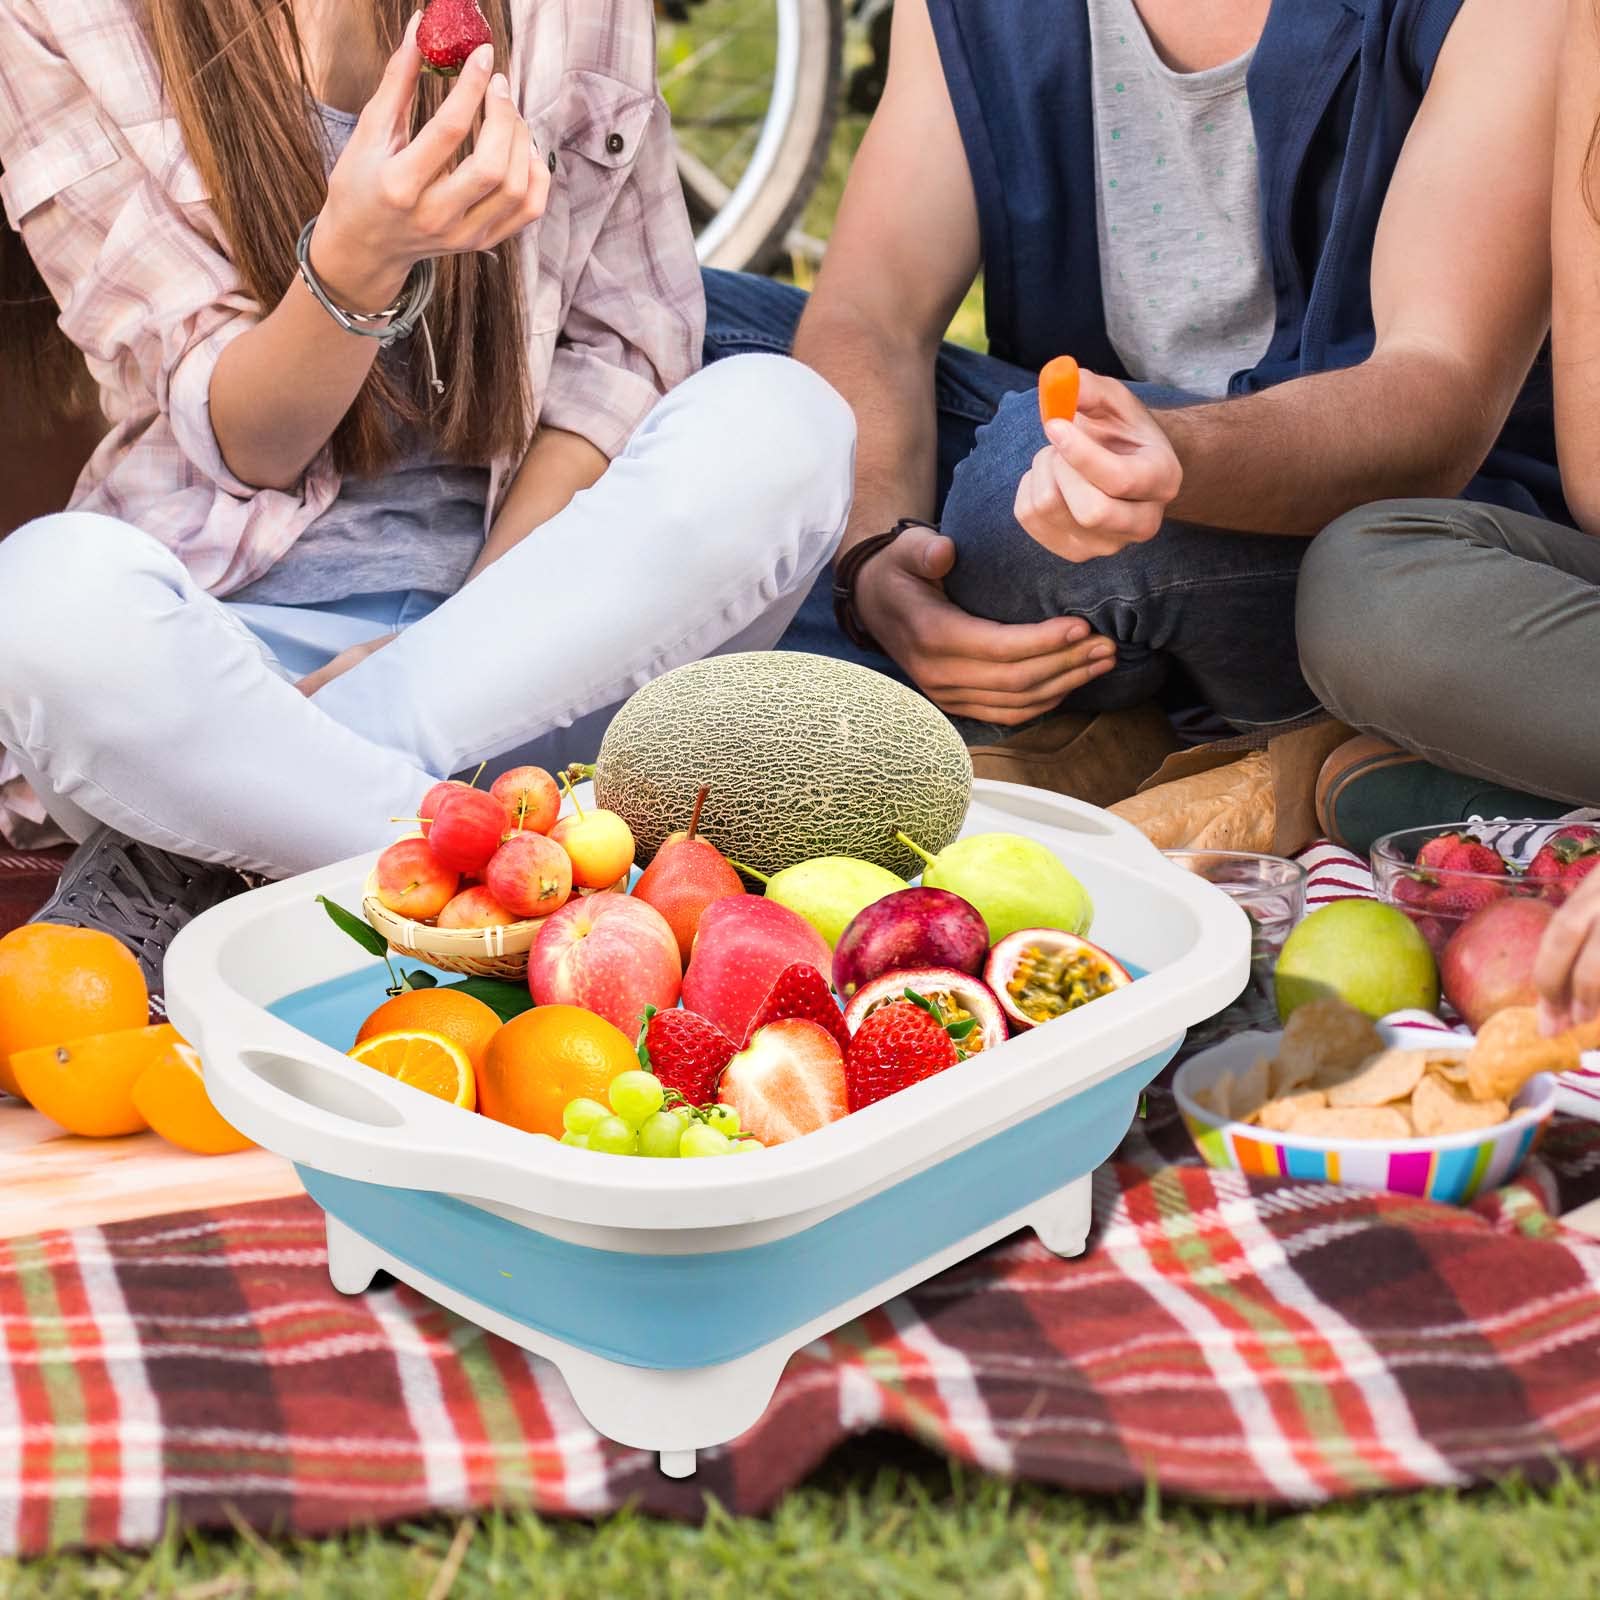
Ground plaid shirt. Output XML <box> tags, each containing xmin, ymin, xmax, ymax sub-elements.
<box><xmin>0</xmin><ymin>0</ymin><xmax>704</xmax><ymax>595</ymax></box>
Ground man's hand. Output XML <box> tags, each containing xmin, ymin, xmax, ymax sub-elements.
<box><xmin>1535</xmin><ymin>866</ymin><xmax>1600</xmax><ymax>1032</ymax></box>
<box><xmin>855</xmin><ymin>525</ymin><xmax>1117</xmax><ymax>726</ymax></box>
<box><xmin>1014</xmin><ymin>370</ymin><xmax>1183</xmax><ymax>562</ymax></box>
<box><xmin>297</xmin><ymin>633</ymin><xmax>396</xmax><ymax>697</ymax></box>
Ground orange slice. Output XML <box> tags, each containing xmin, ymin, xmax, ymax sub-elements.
<box><xmin>348</xmin><ymin>1029</ymin><xmax>476</xmax><ymax>1110</ymax></box>
<box><xmin>131</xmin><ymin>1040</ymin><xmax>254</xmax><ymax>1155</ymax></box>
<box><xmin>10</xmin><ymin>1022</ymin><xmax>177</xmax><ymax>1137</ymax></box>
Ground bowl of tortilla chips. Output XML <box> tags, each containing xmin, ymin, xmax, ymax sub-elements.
<box><xmin>1173</xmin><ymin>999</ymin><xmax>1557</xmax><ymax>1204</ymax></box>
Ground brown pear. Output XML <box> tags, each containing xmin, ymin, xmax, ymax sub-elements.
<box><xmin>631</xmin><ymin>785</ymin><xmax>745</xmax><ymax>963</ymax></box>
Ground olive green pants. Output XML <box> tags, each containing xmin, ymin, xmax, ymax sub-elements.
<box><xmin>1296</xmin><ymin>499</ymin><xmax>1600</xmax><ymax>807</ymax></box>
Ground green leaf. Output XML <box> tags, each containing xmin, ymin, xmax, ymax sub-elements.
<box><xmin>317</xmin><ymin>895</ymin><xmax>389</xmax><ymax>961</ymax></box>
<box><xmin>401</xmin><ymin>969</ymin><xmax>438</xmax><ymax>991</ymax></box>
<box><xmin>904</xmin><ymin>988</ymin><xmax>935</xmax><ymax>1014</ymax></box>
<box><xmin>947</xmin><ymin>1018</ymin><xmax>978</xmax><ymax>1040</ymax></box>
<box><xmin>441</xmin><ymin>976</ymin><xmax>536</xmax><ymax>1023</ymax></box>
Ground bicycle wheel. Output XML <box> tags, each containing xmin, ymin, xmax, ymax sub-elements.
<box><xmin>658</xmin><ymin>0</ymin><xmax>844</xmax><ymax>271</ymax></box>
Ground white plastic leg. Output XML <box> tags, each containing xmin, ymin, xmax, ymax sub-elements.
<box><xmin>555</xmin><ymin>1343</ymin><xmax>790</xmax><ymax>1475</ymax></box>
<box><xmin>325</xmin><ymin>1214</ymin><xmax>382</xmax><ymax>1294</ymax></box>
<box><xmin>1029</xmin><ymin>1172</ymin><xmax>1094</xmax><ymax>1258</ymax></box>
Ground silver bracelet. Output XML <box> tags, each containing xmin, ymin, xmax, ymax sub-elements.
<box><xmin>294</xmin><ymin>216</ymin><xmax>437</xmax><ymax>346</ymax></box>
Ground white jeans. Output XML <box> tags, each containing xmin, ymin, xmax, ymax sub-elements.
<box><xmin>0</xmin><ymin>355</ymin><xmax>854</xmax><ymax>876</ymax></box>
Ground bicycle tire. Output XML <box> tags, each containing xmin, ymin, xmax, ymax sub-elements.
<box><xmin>674</xmin><ymin>0</ymin><xmax>844</xmax><ymax>272</ymax></box>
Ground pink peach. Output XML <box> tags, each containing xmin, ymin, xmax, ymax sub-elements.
<box><xmin>527</xmin><ymin>894</ymin><xmax>681</xmax><ymax>1035</ymax></box>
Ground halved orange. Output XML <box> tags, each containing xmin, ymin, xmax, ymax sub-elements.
<box><xmin>131</xmin><ymin>1040</ymin><xmax>254</xmax><ymax>1156</ymax></box>
<box><xmin>10</xmin><ymin>1022</ymin><xmax>177</xmax><ymax>1137</ymax></box>
<box><xmin>348</xmin><ymin>1029</ymin><xmax>476</xmax><ymax>1110</ymax></box>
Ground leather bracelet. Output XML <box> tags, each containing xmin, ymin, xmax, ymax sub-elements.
<box><xmin>294</xmin><ymin>215</ymin><xmax>437</xmax><ymax>346</ymax></box>
<box><xmin>831</xmin><ymin>518</ymin><xmax>938</xmax><ymax>654</ymax></box>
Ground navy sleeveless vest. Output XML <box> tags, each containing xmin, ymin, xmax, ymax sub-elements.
<box><xmin>926</xmin><ymin>0</ymin><xmax>1565</xmax><ymax>522</ymax></box>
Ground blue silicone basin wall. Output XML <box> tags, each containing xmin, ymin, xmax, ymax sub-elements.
<box><xmin>272</xmin><ymin>967</ymin><xmax>1175</xmax><ymax>1371</ymax></box>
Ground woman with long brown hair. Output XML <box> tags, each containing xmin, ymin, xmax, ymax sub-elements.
<box><xmin>0</xmin><ymin>0</ymin><xmax>853</xmax><ymax>979</ymax></box>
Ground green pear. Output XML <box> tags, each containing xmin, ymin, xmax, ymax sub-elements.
<box><xmin>734</xmin><ymin>856</ymin><xmax>906</xmax><ymax>948</ymax></box>
<box><xmin>897</xmin><ymin>832</ymin><xmax>1093</xmax><ymax>945</ymax></box>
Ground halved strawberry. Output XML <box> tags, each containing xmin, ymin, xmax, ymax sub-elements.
<box><xmin>718</xmin><ymin>1018</ymin><xmax>847</xmax><ymax>1145</ymax></box>
<box><xmin>637</xmin><ymin>1006</ymin><xmax>735</xmax><ymax>1107</ymax></box>
<box><xmin>743</xmin><ymin>962</ymin><xmax>849</xmax><ymax>1051</ymax></box>
<box><xmin>844</xmin><ymin>1000</ymin><xmax>960</xmax><ymax>1112</ymax></box>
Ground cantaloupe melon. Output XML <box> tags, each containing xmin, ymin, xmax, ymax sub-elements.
<box><xmin>594</xmin><ymin>654</ymin><xmax>973</xmax><ymax>878</ymax></box>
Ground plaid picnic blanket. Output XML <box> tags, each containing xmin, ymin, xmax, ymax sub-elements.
<box><xmin>2</xmin><ymin>847</ymin><xmax>1600</xmax><ymax>1554</ymax></box>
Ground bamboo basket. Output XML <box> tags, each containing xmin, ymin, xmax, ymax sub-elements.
<box><xmin>362</xmin><ymin>871</ymin><xmax>628</xmax><ymax>981</ymax></box>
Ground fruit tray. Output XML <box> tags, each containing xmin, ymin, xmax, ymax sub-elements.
<box><xmin>165</xmin><ymin>782</ymin><xmax>1248</xmax><ymax>1476</ymax></box>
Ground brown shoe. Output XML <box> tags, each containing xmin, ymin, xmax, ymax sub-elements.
<box><xmin>1315</xmin><ymin>735</ymin><xmax>1419</xmax><ymax>850</ymax></box>
<box><xmin>969</xmin><ymin>705</ymin><xmax>1181</xmax><ymax>807</ymax></box>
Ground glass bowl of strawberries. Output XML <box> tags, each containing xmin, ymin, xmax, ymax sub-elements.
<box><xmin>1370</xmin><ymin>820</ymin><xmax>1600</xmax><ymax>958</ymax></box>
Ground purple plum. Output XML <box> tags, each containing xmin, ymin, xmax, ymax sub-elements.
<box><xmin>832</xmin><ymin>887</ymin><xmax>989</xmax><ymax>998</ymax></box>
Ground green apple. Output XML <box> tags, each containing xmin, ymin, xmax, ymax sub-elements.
<box><xmin>1274</xmin><ymin>899</ymin><xmax>1439</xmax><ymax>1021</ymax></box>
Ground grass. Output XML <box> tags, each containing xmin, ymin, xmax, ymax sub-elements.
<box><xmin>8</xmin><ymin>1445</ymin><xmax>1600</xmax><ymax>1597</ymax></box>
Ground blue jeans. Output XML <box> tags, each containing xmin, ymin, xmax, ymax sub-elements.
<box><xmin>702</xmin><ymin>269</ymin><xmax>1320</xmax><ymax>735</ymax></box>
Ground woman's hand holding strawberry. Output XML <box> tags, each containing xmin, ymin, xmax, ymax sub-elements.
<box><xmin>311</xmin><ymin>14</ymin><xmax>548</xmax><ymax>312</ymax></box>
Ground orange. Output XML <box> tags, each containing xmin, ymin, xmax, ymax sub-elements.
<box><xmin>479</xmin><ymin>1005</ymin><xmax>637</xmax><ymax>1137</ymax></box>
<box><xmin>354</xmin><ymin>988</ymin><xmax>501</xmax><ymax>1074</ymax></box>
<box><xmin>348</xmin><ymin>1029</ymin><xmax>476</xmax><ymax>1109</ymax></box>
<box><xmin>132</xmin><ymin>1040</ymin><xmax>254</xmax><ymax>1155</ymax></box>
<box><xmin>0</xmin><ymin>925</ymin><xmax>148</xmax><ymax>1099</ymax></box>
<box><xmin>10</xmin><ymin>1022</ymin><xmax>176</xmax><ymax>1137</ymax></box>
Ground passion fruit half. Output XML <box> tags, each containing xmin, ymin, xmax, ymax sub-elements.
<box><xmin>984</xmin><ymin>930</ymin><xmax>1131</xmax><ymax>1030</ymax></box>
<box><xmin>842</xmin><ymin>967</ymin><xmax>1008</xmax><ymax>1055</ymax></box>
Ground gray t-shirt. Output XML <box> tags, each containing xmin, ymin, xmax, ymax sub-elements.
<box><xmin>234</xmin><ymin>103</ymin><xmax>490</xmax><ymax>605</ymax></box>
<box><xmin>1088</xmin><ymin>0</ymin><xmax>1275</xmax><ymax>398</ymax></box>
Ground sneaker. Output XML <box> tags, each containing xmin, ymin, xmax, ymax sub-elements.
<box><xmin>32</xmin><ymin>829</ymin><xmax>253</xmax><ymax>1003</ymax></box>
<box><xmin>1315</xmin><ymin>735</ymin><xmax>1562</xmax><ymax>857</ymax></box>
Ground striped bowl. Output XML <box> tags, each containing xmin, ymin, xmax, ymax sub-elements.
<box><xmin>1173</xmin><ymin>1018</ymin><xmax>1556</xmax><ymax>1205</ymax></box>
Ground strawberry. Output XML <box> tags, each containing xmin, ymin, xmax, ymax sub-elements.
<box><xmin>719</xmin><ymin>1019</ymin><xmax>848</xmax><ymax>1145</ymax></box>
<box><xmin>1430</xmin><ymin>873</ymin><xmax>1509</xmax><ymax>921</ymax></box>
<box><xmin>1416</xmin><ymin>833</ymin><xmax>1506</xmax><ymax>877</ymax></box>
<box><xmin>1526</xmin><ymin>831</ymin><xmax>1600</xmax><ymax>905</ymax></box>
<box><xmin>637</xmin><ymin>1006</ymin><xmax>735</xmax><ymax>1107</ymax></box>
<box><xmin>743</xmin><ymin>962</ymin><xmax>849</xmax><ymax>1052</ymax></box>
<box><xmin>844</xmin><ymin>1000</ymin><xmax>960</xmax><ymax>1112</ymax></box>
<box><xmin>1391</xmin><ymin>872</ymin><xmax>1436</xmax><ymax>912</ymax></box>
<box><xmin>416</xmin><ymin>0</ymin><xmax>493</xmax><ymax>75</ymax></box>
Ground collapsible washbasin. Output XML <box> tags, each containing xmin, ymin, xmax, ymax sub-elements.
<box><xmin>165</xmin><ymin>780</ymin><xmax>1248</xmax><ymax>1475</ymax></box>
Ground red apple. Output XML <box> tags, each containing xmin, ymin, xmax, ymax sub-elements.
<box><xmin>491</xmin><ymin>765</ymin><xmax>561</xmax><ymax>836</ymax></box>
<box><xmin>1440</xmin><ymin>896</ymin><xmax>1556</xmax><ymax>1030</ymax></box>
<box><xmin>427</xmin><ymin>788</ymin><xmax>506</xmax><ymax>875</ymax></box>
<box><xmin>681</xmin><ymin>895</ymin><xmax>832</xmax><ymax>1045</ymax></box>
<box><xmin>419</xmin><ymin>779</ymin><xmax>468</xmax><ymax>830</ymax></box>
<box><xmin>527</xmin><ymin>894</ymin><xmax>682</xmax><ymax>1034</ymax></box>
<box><xmin>485</xmin><ymin>833</ymin><xmax>572</xmax><ymax>920</ymax></box>
<box><xmin>374</xmin><ymin>838</ymin><xmax>458</xmax><ymax>920</ymax></box>
<box><xmin>437</xmin><ymin>885</ymin><xmax>520</xmax><ymax>929</ymax></box>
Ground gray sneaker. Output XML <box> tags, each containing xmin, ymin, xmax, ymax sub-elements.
<box><xmin>32</xmin><ymin>830</ymin><xmax>253</xmax><ymax>1004</ymax></box>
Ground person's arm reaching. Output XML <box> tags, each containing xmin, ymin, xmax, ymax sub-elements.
<box><xmin>1017</xmin><ymin>0</ymin><xmax>1562</xmax><ymax>558</ymax></box>
<box><xmin>211</xmin><ymin>20</ymin><xmax>549</xmax><ymax>492</ymax></box>
<box><xmin>1551</xmin><ymin>0</ymin><xmax>1600</xmax><ymax>534</ymax></box>
<box><xmin>791</xmin><ymin>0</ymin><xmax>1115</xmax><ymax>726</ymax></box>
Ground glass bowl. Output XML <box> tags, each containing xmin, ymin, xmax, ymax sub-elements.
<box><xmin>1162</xmin><ymin>850</ymin><xmax>1307</xmax><ymax>1046</ymax></box>
<box><xmin>1370</xmin><ymin>819</ymin><xmax>1600</xmax><ymax>959</ymax></box>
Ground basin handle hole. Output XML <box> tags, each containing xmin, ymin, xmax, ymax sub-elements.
<box><xmin>240</xmin><ymin>1050</ymin><xmax>406</xmax><ymax>1130</ymax></box>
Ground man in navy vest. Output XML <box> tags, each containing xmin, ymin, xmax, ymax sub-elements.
<box><xmin>705</xmin><ymin>0</ymin><xmax>1562</xmax><ymax>759</ymax></box>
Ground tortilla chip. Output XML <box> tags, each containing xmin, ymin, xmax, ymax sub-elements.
<box><xmin>1191</xmin><ymin>1070</ymin><xmax>1233</xmax><ymax>1121</ymax></box>
<box><xmin>1425</xmin><ymin>1055</ymin><xmax>1472</xmax><ymax>1085</ymax></box>
<box><xmin>1230</xmin><ymin>1057</ymin><xmax>1273</xmax><ymax>1124</ymax></box>
<box><xmin>1257</xmin><ymin>1090</ymin><xmax>1328</xmax><ymax>1132</ymax></box>
<box><xmin>1412</xmin><ymin>1071</ymin><xmax>1511</xmax><ymax>1136</ymax></box>
<box><xmin>1325</xmin><ymin>1048</ymin><xmax>1428</xmax><ymax>1109</ymax></box>
<box><xmin>1465</xmin><ymin>1007</ymin><xmax>1579</xmax><ymax>1103</ymax></box>
<box><xmin>1277</xmin><ymin>999</ymin><xmax>1386</xmax><ymax>1090</ymax></box>
<box><xmin>1286</xmin><ymin>1104</ymin><xmax>1413</xmax><ymax>1141</ymax></box>
<box><xmin>1270</xmin><ymin>1050</ymin><xmax>1320</xmax><ymax>1097</ymax></box>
